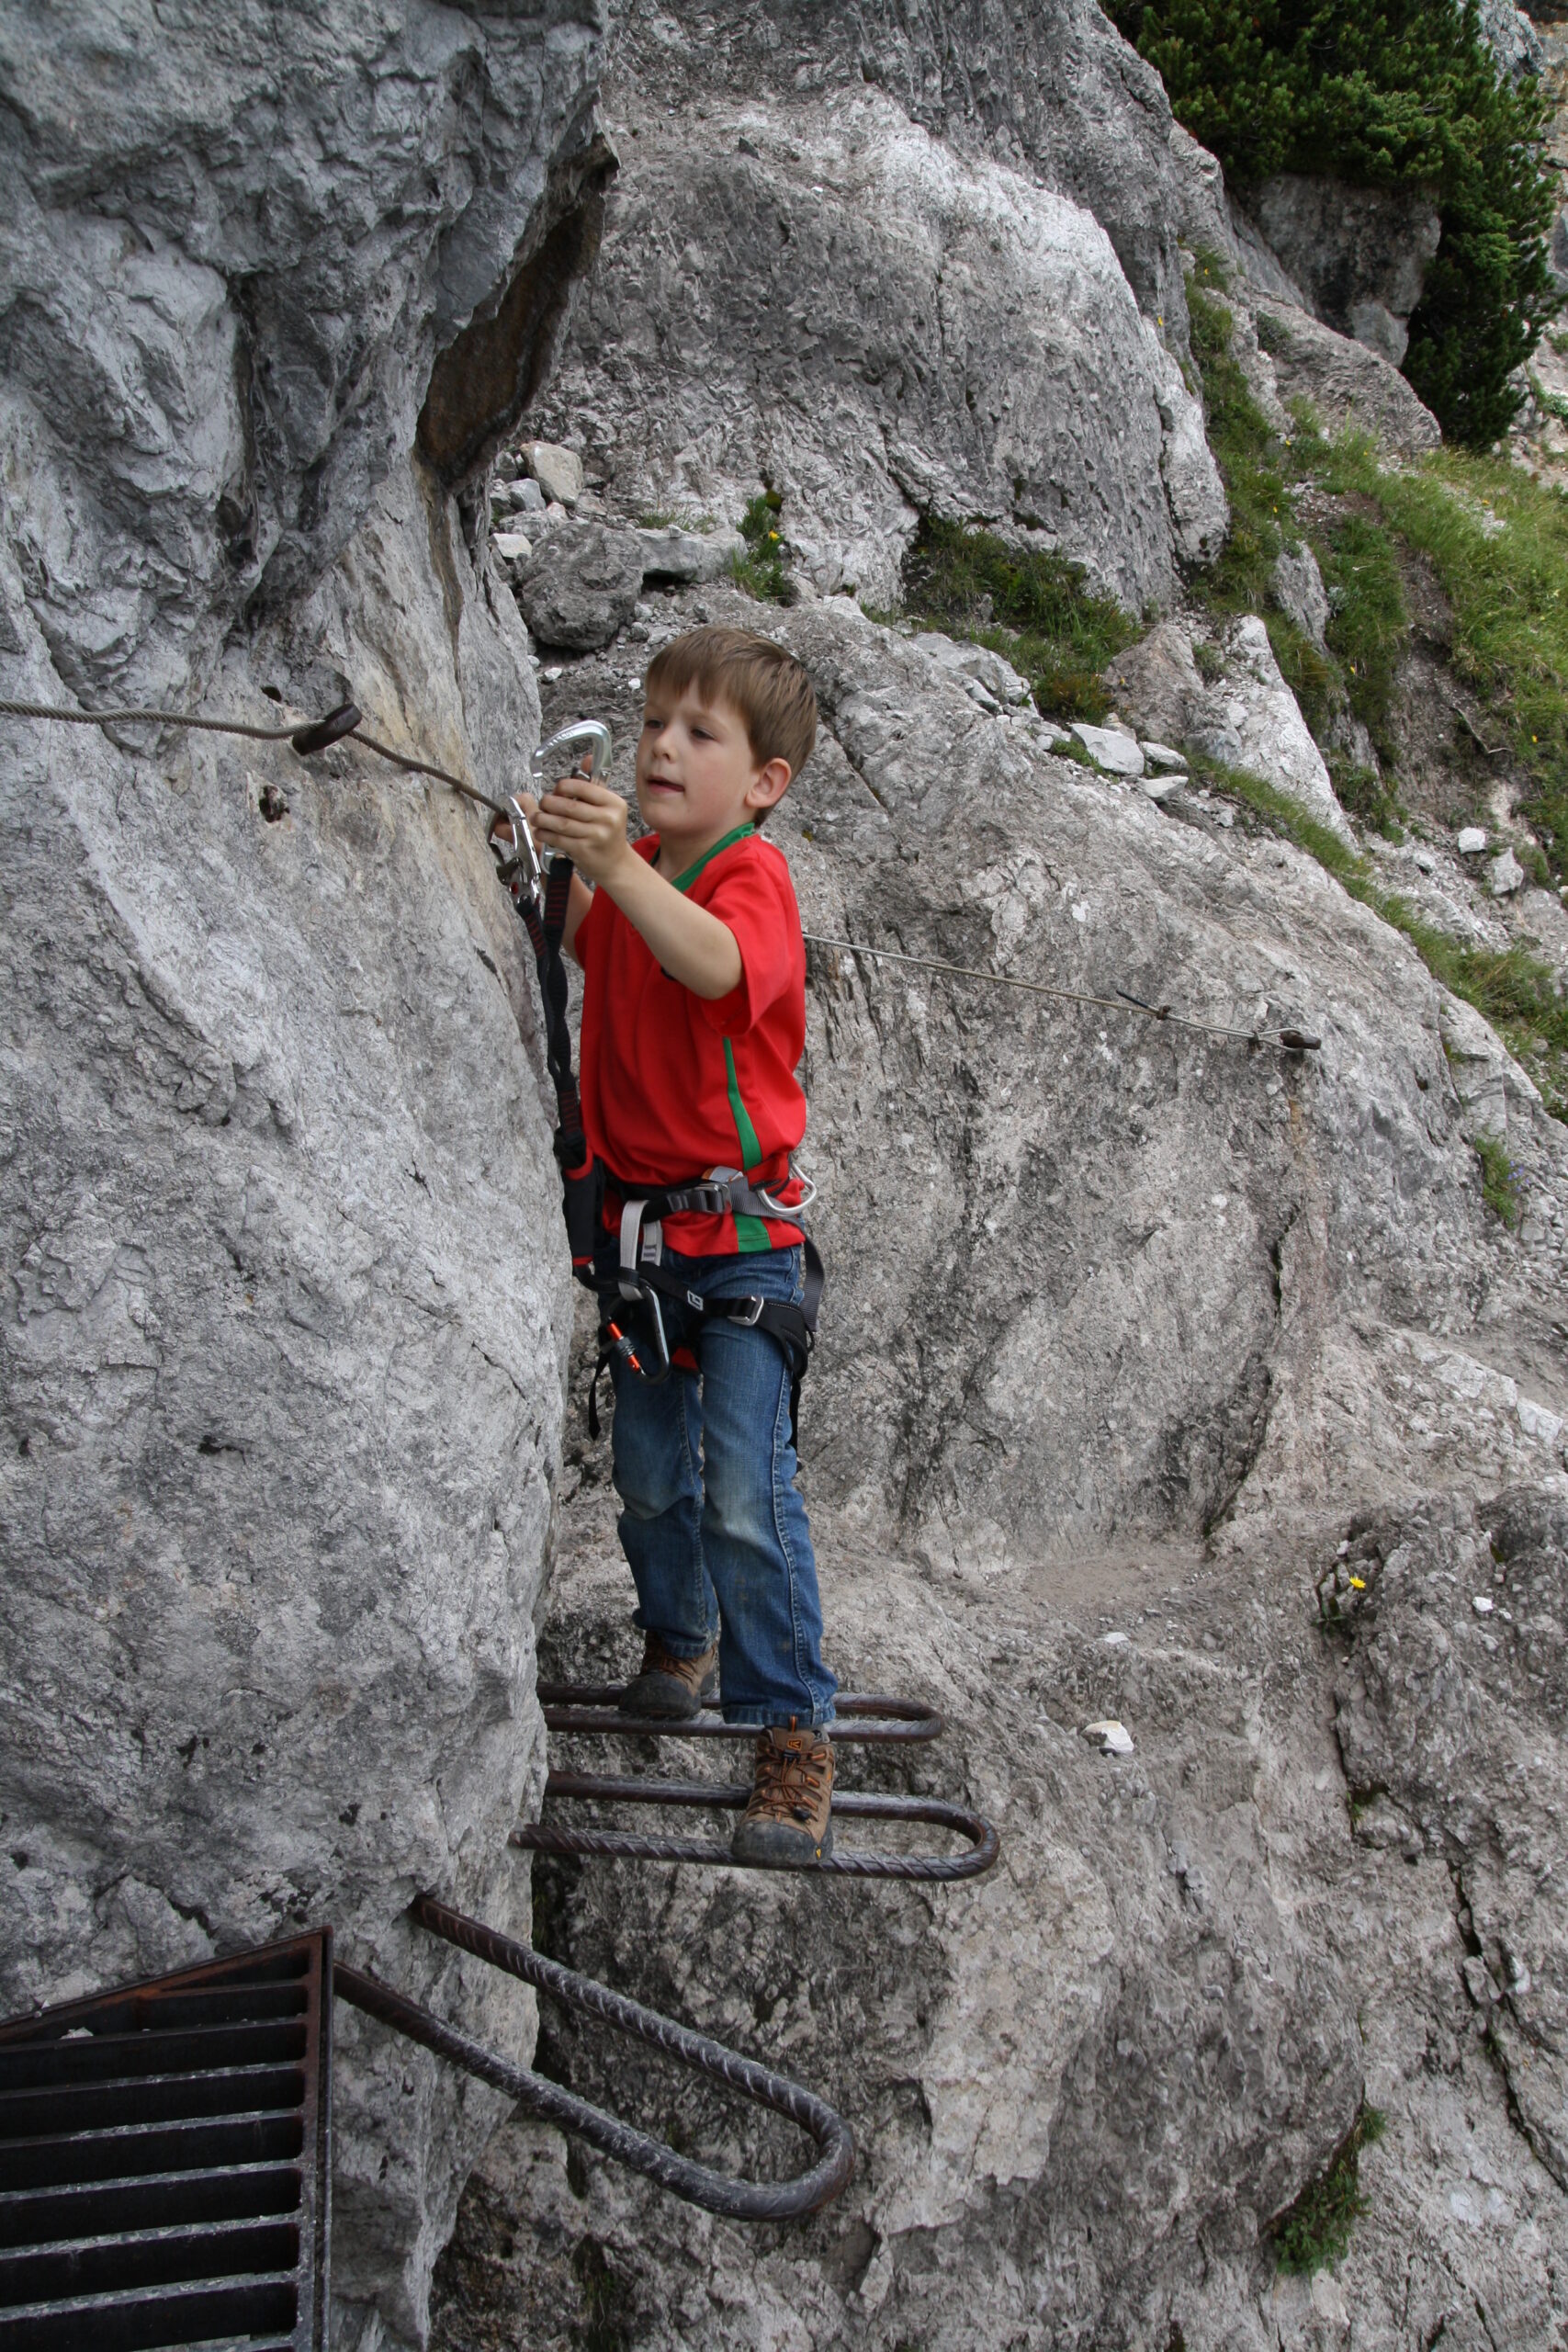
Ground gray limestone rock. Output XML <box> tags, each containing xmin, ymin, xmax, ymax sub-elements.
<box><xmin>596</xmin><ymin>0</ymin><xmax>1237</xmax><ymax>334</ymax></box>
<box><xmin>0</xmin><ymin>0</ymin><xmax>606</xmax><ymax>704</ymax></box>
<box><xmin>1271</xmin><ymin>542</ymin><xmax>1332</xmax><ymax>652</ymax></box>
<box><xmin>1244</xmin><ymin>176</ymin><xmax>1443</xmax><ymax>369</ymax></box>
<box><xmin>634</xmin><ymin>525</ymin><xmax>746</xmax><ymax>587</ymax></box>
<box><xmin>1188</xmin><ymin>616</ymin><xmax>1353</xmax><ymax>841</ymax></box>
<box><xmin>1333</xmin><ymin>1485</ymin><xmax>1568</xmax><ymax>2186</ymax></box>
<box><xmin>0</xmin><ymin>4</ymin><xmax>603</xmax><ymax>2341</ymax></box>
<box><xmin>516</xmin><ymin>522</ymin><xmax>648</xmax><ymax>650</ymax></box>
<box><xmin>524</xmin><ymin>72</ymin><xmax>1225</xmax><ymax>610</ymax></box>
<box><xmin>1479</xmin><ymin>0</ymin><xmax>1546</xmax><ymax>79</ymax></box>
<box><xmin>1250</xmin><ymin>296</ymin><xmax>1443</xmax><ymax>455</ymax></box>
<box><xmin>1107</xmin><ymin>613</ymin><xmax>1351</xmax><ymax>840</ymax></box>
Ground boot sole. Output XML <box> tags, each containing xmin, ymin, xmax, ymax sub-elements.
<box><xmin>622</xmin><ymin>1669</ymin><xmax>718</xmax><ymax>1721</ymax></box>
<box><xmin>729</xmin><ymin>1819</ymin><xmax>836</xmax><ymax>1869</ymax></box>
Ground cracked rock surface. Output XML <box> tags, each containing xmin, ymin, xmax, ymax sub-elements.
<box><xmin>522</xmin><ymin>13</ymin><xmax>1227</xmax><ymax>608</ymax></box>
<box><xmin>0</xmin><ymin>4</ymin><xmax>603</xmax><ymax>2342</ymax></box>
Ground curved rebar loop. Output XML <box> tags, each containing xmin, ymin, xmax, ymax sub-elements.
<box><xmin>333</xmin><ymin>1895</ymin><xmax>854</xmax><ymax>2221</ymax></box>
<box><xmin>537</xmin><ymin>1686</ymin><xmax>942</xmax><ymax>1744</ymax></box>
<box><xmin>514</xmin><ymin>1771</ymin><xmax>1000</xmax><ymax>1880</ymax></box>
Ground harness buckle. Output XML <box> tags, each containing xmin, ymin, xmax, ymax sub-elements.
<box><xmin>728</xmin><ymin>1295</ymin><xmax>767</xmax><ymax>1328</ymax></box>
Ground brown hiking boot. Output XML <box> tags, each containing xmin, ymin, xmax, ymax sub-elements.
<box><xmin>624</xmin><ymin>1634</ymin><xmax>719</xmax><ymax>1720</ymax></box>
<box><xmin>730</xmin><ymin>1727</ymin><xmax>834</xmax><ymax>1867</ymax></box>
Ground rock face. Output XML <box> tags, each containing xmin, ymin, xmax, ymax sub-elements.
<box><xmin>1331</xmin><ymin>1484</ymin><xmax>1568</xmax><ymax>2188</ymax></box>
<box><xmin>426</xmin><ymin>595</ymin><xmax>1568</xmax><ymax>2352</ymax></box>
<box><xmin>0</xmin><ymin>5</ymin><xmax>604</xmax><ymax>2343</ymax></box>
<box><xmin>1104</xmin><ymin>612</ymin><xmax>1353</xmax><ymax>840</ymax></box>
<box><xmin>1242</xmin><ymin>176</ymin><xmax>1443</xmax><ymax>369</ymax></box>
<box><xmin>519</xmin><ymin>8</ymin><xmax>1228</xmax><ymax>609</ymax></box>
<box><xmin>8</xmin><ymin>1</ymin><xmax>1568</xmax><ymax>2346</ymax></box>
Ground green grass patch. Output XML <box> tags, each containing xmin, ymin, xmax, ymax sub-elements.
<box><xmin>1187</xmin><ymin>257</ymin><xmax>1295</xmax><ymax>619</ymax></box>
<box><xmin>1473</xmin><ymin>1130</ymin><xmax>1523</xmax><ymax>1228</ymax></box>
<box><xmin>1309</xmin><ymin>434</ymin><xmax>1568</xmax><ymax>896</ymax></box>
<box><xmin>1193</xmin><ymin>752</ymin><xmax>1568</xmax><ymax>1114</ymax></box>
<box><xmin>729</xmin><ymin>487</ymin><xmax>791</xmax><ymax>603</ymax></box>
<box><xmin>901</xmin><ymin>517</ymin><xmax>1139</xmax><ymax>720</ymax></box>
<box><xmin>1272</xmin><ymin>2105</ymin><xmax>1386</xmax><ymax>2277</ymax></box>
<box><xmin>1315</xmin><ymin>512</ymin><xmax>1410</xmax><ymax>763</ymax></box>
<box><xmin>1183</xmin><ymin>260</ymin><xmax>1400</xmax><ymax>773</ymax></box>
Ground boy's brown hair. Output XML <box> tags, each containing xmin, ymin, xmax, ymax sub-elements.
<box><xmin>644</xmin><ymin>626</ymin><xmax>817</xmax><ymax>821</ymax></box>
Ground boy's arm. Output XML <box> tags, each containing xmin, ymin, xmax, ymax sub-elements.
<box><xmin>532</xmin><ymin>777</ymin><xmax>743</xmax><ymax>1000</ymax></box>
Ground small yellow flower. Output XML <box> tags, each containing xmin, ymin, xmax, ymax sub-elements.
<box><xmin>1348</xmin><ymin>1575</ymin><xmax>1366</xmax><ymax>1589</ymax></box>
<box><xmin>769</xmin><ymin>530</ymin><xmax>780</xmax><ymax>541</ymax></box>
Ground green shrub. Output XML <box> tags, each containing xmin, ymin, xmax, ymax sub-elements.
<box><xmin>1273</xmin><ymin>2106</ymin><xmax>1387</xmax><ymax>2275</ymax></box>
<box><xmin>730</xmin><ymin>487</ymin><xmax>791</xmax><ymax>603</ymax></box>
<box><xmin>1473</xmin><ymin>1130</ymin><xmax>1523</xmax><ymax>1227</ymax></box>
<box><xmin>1108</xmin><ymin>0</ymin><xmax>1558</xmax><ymax>446</ymax></box>
<box><xmin>901</xmin><ymin>519</ymin><xmax>1139</xmax><ymax>719</ymax></box>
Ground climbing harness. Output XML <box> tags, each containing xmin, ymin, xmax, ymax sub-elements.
<box><xmin>486</xmin><ymin>721</ymin><xmax>826</xmax><ymax>1446</ymax></box>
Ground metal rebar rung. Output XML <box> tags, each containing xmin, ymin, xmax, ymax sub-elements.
<box><xmin>515</xmin><ymin>1771</ymin><xmax>1000</xmax><ymax>1880</ymax></box>
<box><xmin>537</xmin><ymin>1686</ymin><xmax>942</xmax><ymax>1744</ymax></box>
<box><xmin>334</xmin><ymin>1894</ymin><xmax>854</xmax><ymax>2224</ymax></box>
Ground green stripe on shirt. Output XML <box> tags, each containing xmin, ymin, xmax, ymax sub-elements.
<box><xmin>671</xmin><ymin>823</ymin><xmax>756</xmax><ymax>894</ymax></box>
<box><xmin>723</xmin><ymin>1038</ymin><xmax>771</xmax><ymax>1253</ymax></box>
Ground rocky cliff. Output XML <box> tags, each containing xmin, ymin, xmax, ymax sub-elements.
<box><xmin>4</xmin><ymin>4</ymin><xmax>1568</xmax><ymax>2351</ymax></box>
<box><xmin>1</xmin><ymin>5</ymin><xmax>604</xmax><ymax>2343</ymax></box>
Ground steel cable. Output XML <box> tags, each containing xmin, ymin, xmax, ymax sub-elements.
<box><xmin>803</xmin><ymin>933</ymin><xmax>1322</xmax><ymax>1053</ymax></box>
<box><xmin>0</xmin><ymin>694</ymin><xmax>511</xmax><ymax>820</ymax></box>
<box><xmin>2</xmin><ymin>695</ymin><xmax>1324</xmax><ymax>1052</ymax></box>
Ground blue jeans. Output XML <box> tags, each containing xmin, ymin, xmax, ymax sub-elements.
<box><xmin>602</xmin><ymin>1241</ymin><xmax>837</xmax><ymax>1729</ymax></box>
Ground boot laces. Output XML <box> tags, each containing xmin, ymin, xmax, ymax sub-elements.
<box><xmin>751</xmin><ymin>1736</ymin><xmax>829</xmax><ymax>1825</ymax></box>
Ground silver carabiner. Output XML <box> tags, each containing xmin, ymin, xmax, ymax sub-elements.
<box><xmin>500</xmin><ymin>721</ymin><xmax>615</xmax><ymax>913</ymax></box>
<box><xmin>532</xmin><ymin>719</ymin><xmax>613</xmax><ymax>791</ymax></box>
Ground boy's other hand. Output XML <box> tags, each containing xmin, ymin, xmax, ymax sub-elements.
<box><xmin>534</xmin><ymin>774</ymin><xmax>632</xmax><ymax>887</ymax></box>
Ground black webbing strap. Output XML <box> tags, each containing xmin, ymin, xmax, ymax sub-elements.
<box><xmin>511</xmin><ymin>852</ymin><xmax>602</xmax><ymax>1270</ymax></box>
<box><xmin>588</xmin><ymin>1235</ymin><xmax>824</xmax><ymax>1445</ymax></box>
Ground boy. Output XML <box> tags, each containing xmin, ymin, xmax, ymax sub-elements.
<box><xmin>522</xmin><ymin>626</ymin><xmax>838</xmax><ymax>1866</ymax></box>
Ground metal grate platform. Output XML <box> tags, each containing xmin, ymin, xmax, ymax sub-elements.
<box><xmin>0</xmin><ymin>1930</ymin><xmax>331</xmax><ymax>2351</ymax></box>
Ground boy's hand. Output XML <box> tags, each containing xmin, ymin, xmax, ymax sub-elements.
<box><xmin>534</xmin><ymin>775</ymin><xmax>634</xmax><ymax>887</ymax></box>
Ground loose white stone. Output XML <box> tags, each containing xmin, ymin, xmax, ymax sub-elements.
<box><xmin>1472</xmin><ymin>1594</ymin><xmax>1495</xmax><ymax>1614</ymax></box>
<box><xmin>1083</xmin><ymin>1718</ymin><xmax>1135</xmax><ymax>1754</ymax></box>
<box><xmin>1412</xmin><ymin>846</ymin><xmax>1436</xmax><ymax>873</ymax></box>
<box><xmin>521</xmin><ymin>440</ymin><xmax>584</xmax><ymax>505</ymax></box>
<box><xmin>1457</xmin><ymin>826</ymin><xmax>1488</xmax><ymax>854</ymax></box>
<box><xmin>491</xmin><ymin>529</ymin><xmax>534</xmax><ymax>563</ymax></box>
<box><xmin>1141</xmin><ymin>741</ymin><xmax>1188</xmax><ymax>771</ymax></box>
<box><xmin>1072</xmin><ymin>722</ymin><xmax>1145</xmax><ymax>777</ymax></box>
<box><xmin>1489</xmin><ymin>847</ymin><xmax>1526</xmax><ymax>898</ymax></box>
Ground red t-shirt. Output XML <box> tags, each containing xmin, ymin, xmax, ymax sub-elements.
<box><xmin>576</xmin><ymin>824</ymin><xmax>809</xmax><ymax>1254</ymax></box>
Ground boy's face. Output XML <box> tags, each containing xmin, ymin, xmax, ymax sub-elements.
<box><xmin>635</xmin><ymin>684</ymin><xmax>789</xmax><ymax>854</ymax></box>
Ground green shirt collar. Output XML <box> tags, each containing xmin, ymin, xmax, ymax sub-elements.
<box><xmin>668</xmin><ymin>822</ymin><xmax>756</xmax><ymax>895</ymax></box>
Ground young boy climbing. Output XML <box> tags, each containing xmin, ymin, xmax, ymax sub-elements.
<box><xmin>520</xmin><ymin>626</ymin><xmax>838</xmax><ymax>1867</ymax></box>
